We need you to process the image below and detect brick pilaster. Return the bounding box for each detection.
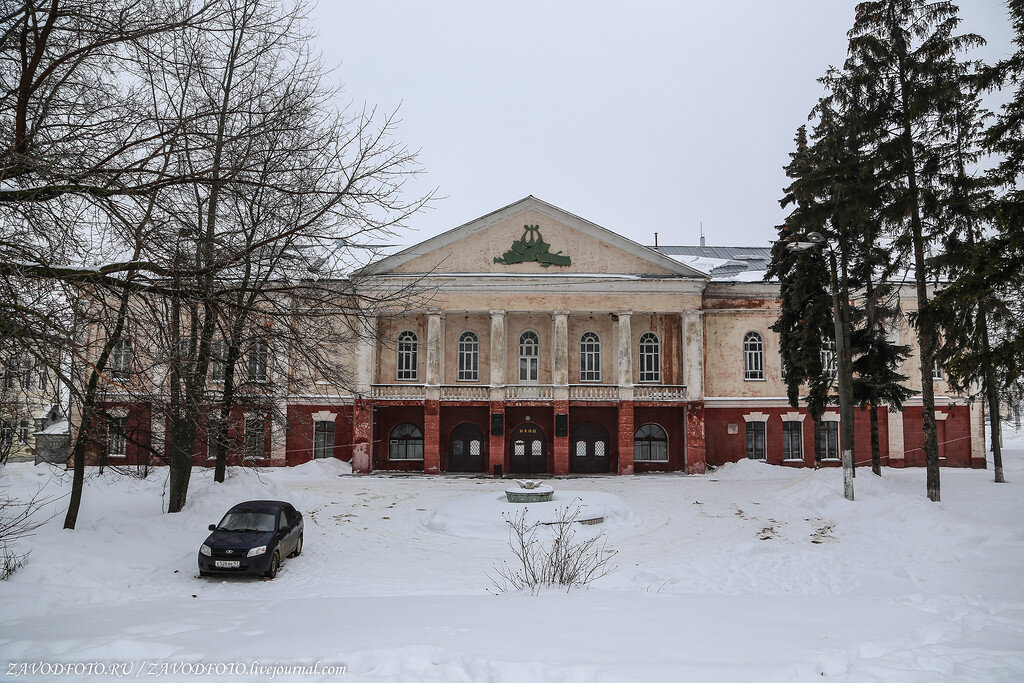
[424,399,440,474]
[554,400,570,475]
[352,402,373,474]
[618,401,634,475]
[685,400,706,474]
[488,403,505,476]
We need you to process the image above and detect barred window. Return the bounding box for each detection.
[389,422,423,460]
[458,331,479,381]
[108,416,127,457]
[580,332,601,382]
[111,339,131,380]
[210,340,226,382]
[397,331,418,381]
[313,420,334,459]
[744,332,764,380]
[783,422,803,460]
[746,421,766,459]
[519,331,539,383]
[638,332,660,383]
[816,421,839,460]
[634,423,668,462]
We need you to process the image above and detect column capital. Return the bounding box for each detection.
[553,310,570,318]
[489,309,506,317]
[617,310,634,318]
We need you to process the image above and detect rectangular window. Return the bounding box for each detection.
[210,340,226,382]
[782,421,803,460]
[110,340,131,380]
[18,420,30,444]
[248,339,269,382]
[108,416,127,457]
[313,420,334,459]
[1,421,12,447]
[932,360,944,381]
[816,421,839,460]
[746,421,766,460]
[244,417,264,460]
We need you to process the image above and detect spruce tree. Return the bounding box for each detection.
[842,0,983,501]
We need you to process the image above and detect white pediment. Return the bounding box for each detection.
[356,196,708,279]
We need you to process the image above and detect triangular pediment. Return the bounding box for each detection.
[357,196,708,278]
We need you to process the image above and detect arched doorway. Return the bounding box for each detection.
[509,423,546,473]
[448,422,486,472]
[570,422,611,474]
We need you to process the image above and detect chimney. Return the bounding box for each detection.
[654,232,658,248]
[699,221,705,247]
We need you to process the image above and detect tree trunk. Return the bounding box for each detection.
[979,309,1005,483]
[869,405,881,476]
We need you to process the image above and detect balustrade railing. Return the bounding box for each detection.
[633,384,687,401]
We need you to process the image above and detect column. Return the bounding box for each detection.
[424,312,442,474]
[682,311,703,399]
[553,311,569,386]
[352,316,375,474]
[489,311,506,475]
[426,313,443,387]
[553,311,570,474]
[887,407,905,468]
[685,401,706,474]
[970,398,987,469]
[616,312,633,389]
[269,295,292,464]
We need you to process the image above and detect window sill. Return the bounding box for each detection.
[388,458,425,462]
[634,459,669,463]
[782,458,804,462]
[820,457,840,461]
[456,378,480,383]
[743,378,767,382]
[107,454,127,458]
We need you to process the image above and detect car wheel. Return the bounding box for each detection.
[265,551,280,579]
[292,534,303,557]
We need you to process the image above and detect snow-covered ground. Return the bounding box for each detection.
[1,428,1023,682]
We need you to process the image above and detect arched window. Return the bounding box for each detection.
[744,332,764,380]
[638,332,660,383]
[580,332,601,382]
[458,331,479,381]
[397,330,418,381]
[519,331,539,383]
[388,422,423,460]
[634,423,668,462]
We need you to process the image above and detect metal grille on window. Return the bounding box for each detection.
[397,331,418,381]
[532,440,542,456]
[389,422,423,460]
[576,441,587,457]
[519,331,539,382]
[639,332,660,383]
[313,420,334,459]
[245,417,263,460]
[514,440,525,456]
[746,421,766,459]
[744,332,764,380]
[783,422,802,460]
[458,331,479,381]
[595,441,606,457]
[469,440,481,456]
[108,416,127,457]
[580,332,601,382]
[634,423,668,462]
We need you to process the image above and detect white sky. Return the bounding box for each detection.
[313,1,1014,248]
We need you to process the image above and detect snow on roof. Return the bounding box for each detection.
[652,245,771,282]
[36,419,68,435]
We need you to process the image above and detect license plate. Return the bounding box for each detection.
[214,560,240,568]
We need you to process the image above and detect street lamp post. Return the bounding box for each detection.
[788,232,855,501]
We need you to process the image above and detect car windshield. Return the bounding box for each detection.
[217,511,277,532]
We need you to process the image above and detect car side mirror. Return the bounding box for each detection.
[209,524,217,531]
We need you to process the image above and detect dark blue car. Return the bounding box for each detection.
[198,500,303,579]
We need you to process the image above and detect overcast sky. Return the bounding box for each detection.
[313,1,1014,248]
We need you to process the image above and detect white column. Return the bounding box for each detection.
[617,312,633,386]
[426,313,443,387]
[888,408,905,463]
[970,398,986,464]
[683,310,704,399]
[489,311,506,386]
[553,311,569,386]
[355,314,376,394]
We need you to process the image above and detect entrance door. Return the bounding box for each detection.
[509,423,546,473]
[448,422,486,472]
[570,422,611,473]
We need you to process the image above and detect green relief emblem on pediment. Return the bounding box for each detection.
[494,225,571,267]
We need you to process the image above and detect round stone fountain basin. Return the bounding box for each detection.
[504,484,554,503]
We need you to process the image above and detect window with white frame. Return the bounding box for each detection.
[107,416,127,457]
[244,416,264,460]
[580,332,601,382]
[397,330,418,381]
[19,355,31,387]
[210,339,226,382]
[248,339,269,382]
[782,421,802,460]
[816,420,839,460]
[519,331,539,383]
[932,360,944,381]
[35,361,47,391]
[458,331,479,381]
[746,420,766,459]
[389,422,423,460]
[634,423,668,462]
[111,339,131,380]
[313,420,334,459]
[820,338,837,378]
[638,332,661,383]
[744,332,764,380]
[2,358,15,390]
[18,420,30,444]
[1,421,12,447]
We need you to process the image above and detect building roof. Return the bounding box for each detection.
[648,245,772,281]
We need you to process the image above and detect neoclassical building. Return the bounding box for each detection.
[87,196,987,474]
